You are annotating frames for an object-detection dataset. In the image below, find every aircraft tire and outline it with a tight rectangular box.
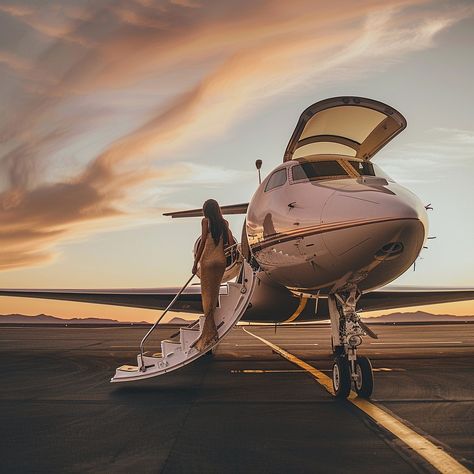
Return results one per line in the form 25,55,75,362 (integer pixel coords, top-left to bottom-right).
354,356,374,398
332,355,351,398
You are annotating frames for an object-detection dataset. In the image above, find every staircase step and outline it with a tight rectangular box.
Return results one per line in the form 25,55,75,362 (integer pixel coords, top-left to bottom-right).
220,283,241,305
143,351,162,358
216,283,243,321
161,340,182,358
117,365,139,372
198,315,205,332
180,327,199,351
137,353,160,369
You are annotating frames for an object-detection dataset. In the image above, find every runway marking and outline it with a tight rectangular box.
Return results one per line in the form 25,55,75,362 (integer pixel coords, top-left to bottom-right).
373,368,406,372
370,341,462,345
231,369,305,374
319,368,406,373
110,345,140,348
221,343,318,347
243,328,471,474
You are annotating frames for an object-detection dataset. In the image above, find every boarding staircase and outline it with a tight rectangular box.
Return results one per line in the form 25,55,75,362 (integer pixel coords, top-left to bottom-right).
111,255,256,383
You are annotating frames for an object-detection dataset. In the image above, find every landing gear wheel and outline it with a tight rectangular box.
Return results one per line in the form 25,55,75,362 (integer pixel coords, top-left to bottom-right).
332,355,351,399
354,356,373,398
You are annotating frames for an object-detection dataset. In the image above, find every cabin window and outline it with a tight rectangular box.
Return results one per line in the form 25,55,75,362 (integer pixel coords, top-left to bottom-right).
291,161,348,182
265,169,287,192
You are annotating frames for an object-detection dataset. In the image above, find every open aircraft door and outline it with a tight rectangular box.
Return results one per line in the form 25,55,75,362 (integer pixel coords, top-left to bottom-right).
283,96,407,162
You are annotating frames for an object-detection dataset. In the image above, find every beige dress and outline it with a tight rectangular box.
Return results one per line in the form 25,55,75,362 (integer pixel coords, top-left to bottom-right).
194,226,227,351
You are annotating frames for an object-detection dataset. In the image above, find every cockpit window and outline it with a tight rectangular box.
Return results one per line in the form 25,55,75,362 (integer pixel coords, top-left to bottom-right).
291,161,348,182
349,160,394,181
349,161,376,176
265,168,287,192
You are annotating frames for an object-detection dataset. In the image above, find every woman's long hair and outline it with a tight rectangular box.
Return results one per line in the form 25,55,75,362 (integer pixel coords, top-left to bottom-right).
203,199,228,246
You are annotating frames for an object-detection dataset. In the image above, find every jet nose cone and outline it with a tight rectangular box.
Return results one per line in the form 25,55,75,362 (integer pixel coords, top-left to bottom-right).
321,181,428,265
384,187,429,237
322,181,428,229
379,186,428,224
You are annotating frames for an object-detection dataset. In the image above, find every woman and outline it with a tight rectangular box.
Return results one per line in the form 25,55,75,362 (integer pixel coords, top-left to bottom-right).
192,199,234,352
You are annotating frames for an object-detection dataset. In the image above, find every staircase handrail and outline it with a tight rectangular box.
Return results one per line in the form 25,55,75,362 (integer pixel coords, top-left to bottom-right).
224,241,239,256
139,273,195,371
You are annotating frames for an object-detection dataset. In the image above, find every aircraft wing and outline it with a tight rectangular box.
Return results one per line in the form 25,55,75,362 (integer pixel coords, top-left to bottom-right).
2,286,474,318
358,288,474,312
0,287,204,313
163,203,248,218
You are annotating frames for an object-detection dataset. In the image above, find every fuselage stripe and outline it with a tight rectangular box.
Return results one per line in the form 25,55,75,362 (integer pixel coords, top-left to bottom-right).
249,217,419,252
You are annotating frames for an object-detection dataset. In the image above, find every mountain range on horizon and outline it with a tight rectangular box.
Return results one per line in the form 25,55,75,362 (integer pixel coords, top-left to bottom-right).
0,311,473,325
362,310,474,323
0,313,152,325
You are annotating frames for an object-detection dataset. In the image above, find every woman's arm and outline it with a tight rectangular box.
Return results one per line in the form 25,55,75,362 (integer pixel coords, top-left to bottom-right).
192,218,208,274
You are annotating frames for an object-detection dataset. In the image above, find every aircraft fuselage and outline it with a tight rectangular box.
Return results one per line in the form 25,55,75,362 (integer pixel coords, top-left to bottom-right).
246,156,428,297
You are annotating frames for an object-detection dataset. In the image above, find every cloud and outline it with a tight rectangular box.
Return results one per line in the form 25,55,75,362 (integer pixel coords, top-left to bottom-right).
433,128,474,145
0,3,34,17
381,127,474,184
0,0,471,271
0,151,167,270
0,50,31,73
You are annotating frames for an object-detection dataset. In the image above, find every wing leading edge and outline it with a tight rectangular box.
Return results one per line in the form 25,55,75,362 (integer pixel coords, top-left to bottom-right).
358,288,474,313
0,288,203,313
1,287,474,319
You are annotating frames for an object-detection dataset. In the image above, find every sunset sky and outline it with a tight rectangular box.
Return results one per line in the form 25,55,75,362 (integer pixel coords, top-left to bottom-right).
1,0,473,322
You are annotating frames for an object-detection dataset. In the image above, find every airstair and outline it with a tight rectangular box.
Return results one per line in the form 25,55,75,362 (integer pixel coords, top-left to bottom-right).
111,257,256,383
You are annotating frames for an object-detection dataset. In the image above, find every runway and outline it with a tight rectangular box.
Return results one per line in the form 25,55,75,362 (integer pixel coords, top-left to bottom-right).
1,323,473,473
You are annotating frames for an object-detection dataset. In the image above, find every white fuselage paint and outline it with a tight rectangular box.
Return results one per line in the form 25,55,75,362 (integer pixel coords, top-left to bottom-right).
246,156,428,296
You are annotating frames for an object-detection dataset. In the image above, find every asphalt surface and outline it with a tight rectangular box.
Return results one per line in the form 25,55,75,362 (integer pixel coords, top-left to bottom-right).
1,323,473,473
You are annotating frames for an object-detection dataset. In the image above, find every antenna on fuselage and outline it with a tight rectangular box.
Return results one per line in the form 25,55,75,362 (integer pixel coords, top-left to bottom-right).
255,159,262,185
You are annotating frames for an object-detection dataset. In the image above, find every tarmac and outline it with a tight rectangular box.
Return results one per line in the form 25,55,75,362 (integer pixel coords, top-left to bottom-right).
1,323,473,473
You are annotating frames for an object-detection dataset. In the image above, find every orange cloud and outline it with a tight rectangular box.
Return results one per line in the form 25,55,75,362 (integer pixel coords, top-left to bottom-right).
0,0,470,272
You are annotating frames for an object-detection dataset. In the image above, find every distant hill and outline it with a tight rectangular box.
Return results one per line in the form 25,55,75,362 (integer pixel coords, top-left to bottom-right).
1,311,472,325
362,310,474,323
0,313,192,325
0,313,124,324
167,317,191,325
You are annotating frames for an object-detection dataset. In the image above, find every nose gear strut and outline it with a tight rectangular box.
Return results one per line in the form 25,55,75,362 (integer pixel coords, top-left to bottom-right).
328,288,376,398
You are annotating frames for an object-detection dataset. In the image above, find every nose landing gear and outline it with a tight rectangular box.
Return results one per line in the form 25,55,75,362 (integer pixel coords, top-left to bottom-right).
332,354,352,398
329,289,376,399
354,356,374,398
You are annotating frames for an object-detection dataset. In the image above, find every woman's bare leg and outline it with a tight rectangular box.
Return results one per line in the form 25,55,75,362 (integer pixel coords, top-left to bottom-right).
194,310,218,351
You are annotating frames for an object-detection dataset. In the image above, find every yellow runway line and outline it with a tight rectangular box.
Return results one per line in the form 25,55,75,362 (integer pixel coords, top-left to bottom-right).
243,328,471,474
242,327,335,394
283,296,308,323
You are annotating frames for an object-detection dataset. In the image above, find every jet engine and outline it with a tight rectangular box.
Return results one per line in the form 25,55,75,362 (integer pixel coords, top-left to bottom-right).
193,236,242,283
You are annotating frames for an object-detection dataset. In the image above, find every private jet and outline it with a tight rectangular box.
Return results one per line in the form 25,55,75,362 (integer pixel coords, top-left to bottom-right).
2,96,474,398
